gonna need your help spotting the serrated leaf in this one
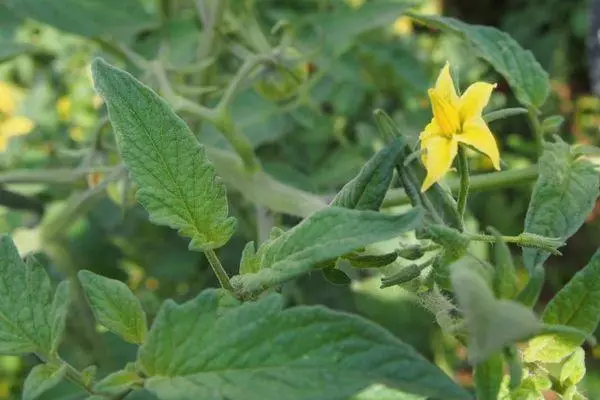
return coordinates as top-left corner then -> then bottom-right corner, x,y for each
0,236 -> 69,356
92,59 -> 237,251
232,207 -> 424,297
4,0 -> 155,38
23,364 -> 67,400
451,264 -> 540,364
523,139 -> 599,270
138,290 -> 470,400
410,14 -> 550,108
560,347 -> 585,387
78,270 -> 147,344
93,369 -> 143,395
473,353 -> 503,400
331,138 -> 403,211
50,281 -> 70,353
524,249 -> 600,363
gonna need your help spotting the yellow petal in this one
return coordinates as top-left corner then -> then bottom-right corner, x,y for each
0,116 -> 34,138
429,89 -> 460,135
457,117 -> 500,170
0,82 -> 17,115
459,82 -> 497,122
421,135 -> 458,192
434,62 -> 460,107
419,120 -> 441,164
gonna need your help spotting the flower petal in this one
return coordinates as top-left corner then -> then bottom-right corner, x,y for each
0,82 -> 17,115
429,89 -> 460,135
0,116 -> 34,138
457,117 -> 500,170
421,135 -> 458,192
459,82 -> 496,122
434,62 -> 459,107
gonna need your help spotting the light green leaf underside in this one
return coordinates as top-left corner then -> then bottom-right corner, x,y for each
92,58 -> 236,251
525,249 -> 600,363
523,139 -> 599,270
232,207 -> 424,297
23,364 -> 67,400
139,290 -> 470,400
78,270 -> 147,344
410,14 -> 550,108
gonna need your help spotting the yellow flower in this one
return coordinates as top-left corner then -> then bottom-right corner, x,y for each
420,62 -> 500,191
0,116 -> 33,151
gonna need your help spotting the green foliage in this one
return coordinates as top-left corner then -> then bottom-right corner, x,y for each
410,14 -> 550,108
23,364 -> 67,400
93,369 -> 143,395
78,270 -> 147,344
233,206 -> 423,297
524,249 -> 600,363
523,139 -> 599,270
92,59 -> 237,251
560,347 -> 586,388
489,228 -> 519,299
473,353 -> 503,400
139,289 -> 470,400
0,236 -> 70,356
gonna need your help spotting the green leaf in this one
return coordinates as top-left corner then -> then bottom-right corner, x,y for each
352,384 -> 425,400
331,138 -> 403,211
473,353 -> 503,400
489,228 -> 519,299
541,115 -> 565,135
451,263 -> 540,364
524,249 -> 600,363
0,40 -> 34,62
410,14 -> 549,108
4,0 -> 155,38
78,270 -> 147,344
516,264 -> 545,307
50,281 -> 70,353
138,290 -> 470,400
231,207 -> 424,298
321,267 -> 352,285
345,251 -> 399,268
23,364 -> 67,400
92,58 -> 237,251
93,369 -> 143,395
523,139 -> 599,270
0,236 -> 69,355
560,347 -> 586,387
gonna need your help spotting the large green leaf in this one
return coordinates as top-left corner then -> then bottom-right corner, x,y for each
0,236 -> 70,356
410,14 -> 550,108
138,290 -> 470,400
232,206 -> 424,297
92,59 -> 237,251
4,0 -> 155,38
78,270 -> 147,344
522,139 -> 599,270
0,40 -> 34,62
331,138 -> 403,211
451,262 -> 540,364
524,249 -> 600,363
473,353 -> 503,400
23,364 -> 67,400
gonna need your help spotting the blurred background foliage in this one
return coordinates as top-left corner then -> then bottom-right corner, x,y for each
0,0 -> 599,398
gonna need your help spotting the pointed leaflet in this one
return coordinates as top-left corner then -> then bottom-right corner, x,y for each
138,289 -> 470,400
410,14 -> 550,108
451,263 -> 541,364
4,0 -> 155,38
232,206 -> 424,297
78,270 -> 147,344
22,364 -> 67,400
523,139 -> 599,270
92,59 -> 236,251
524,249 -> 600,363
0,236 -> 70,356
331,138 -> 403,211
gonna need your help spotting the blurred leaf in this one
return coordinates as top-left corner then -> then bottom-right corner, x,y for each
23,364 -> 67,400
541,115 -> 565,135
524,249 -> 600,363
0,236 -> 69,356
50,281 -> 70,354
489,227 -> 519,299
411,14 -> 550,108
322,267 -> 351,285
0,40 -> 34,62
138,290 -> 470,400
78,270 -> 147,344
352,384 -> 425,400
4,0 -> 155,38
560,347 -> 586,387
523,139 -> 599,271
232,207 -> 424,297
92,59 -> 237,251
473,352 -> 503,400
516,264 -> 545,307
331,138 -> 404,211
93,369 -> 143,395
451,263 -> 540,364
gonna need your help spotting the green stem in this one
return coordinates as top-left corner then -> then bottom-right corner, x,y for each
456,146 -> 470,226
204,249 -> 235,292
217,55 -> 272,111
383,166 -> 538,208
527,107 -> 544,156
465,233 -> 562,255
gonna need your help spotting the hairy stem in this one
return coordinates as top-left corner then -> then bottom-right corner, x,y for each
527,107 -> 544,156
204,249 -> 235,292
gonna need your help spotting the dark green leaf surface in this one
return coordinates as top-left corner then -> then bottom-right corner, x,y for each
92,59 -> 237,251
410,14 -> 550,108
138,290 -> 470,400
522,139 -> 599,270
